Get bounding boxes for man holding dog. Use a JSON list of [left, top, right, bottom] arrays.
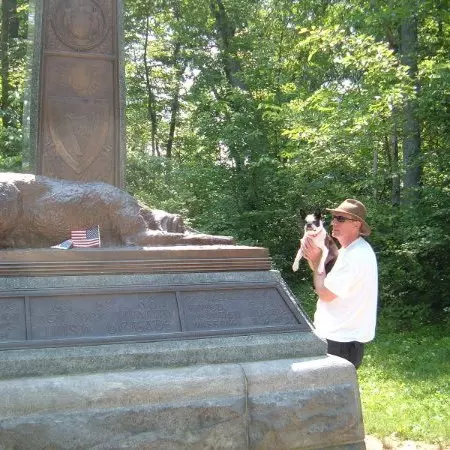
[[303, 199, 378, 369]]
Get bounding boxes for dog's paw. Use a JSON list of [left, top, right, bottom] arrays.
[[292, 261, 299, 272]]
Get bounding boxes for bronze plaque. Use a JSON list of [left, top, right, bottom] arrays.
[[0, 282, 309, 348], [29, 292, 180, 340], [0, 298, 26, 342], [179, 288, 299, 331]]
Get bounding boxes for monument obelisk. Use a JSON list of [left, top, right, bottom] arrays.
[[24, 0, 125, 187]]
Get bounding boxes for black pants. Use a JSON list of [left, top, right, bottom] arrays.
[[326, 339, 365, 369]]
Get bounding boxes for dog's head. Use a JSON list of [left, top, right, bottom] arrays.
[[300, 209, 324, 236]]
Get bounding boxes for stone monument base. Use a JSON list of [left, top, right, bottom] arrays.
[[0, 349, 364, 449], [0, 247, 366, 449]]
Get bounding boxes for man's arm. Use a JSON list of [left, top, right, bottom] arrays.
[[312, 271, 337, 302], [303, 237, 337, 302]]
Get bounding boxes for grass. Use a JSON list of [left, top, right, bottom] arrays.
[[358, 325, 449, 446], [290, 280, 450, 447]]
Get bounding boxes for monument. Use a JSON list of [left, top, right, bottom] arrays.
[[0, 0, 366, 448]]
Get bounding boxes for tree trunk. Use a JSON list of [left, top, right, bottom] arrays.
[[1, 0, 12, 128], [143, 16, 159, 156], [390, 126, 401, 207], [400, 3, 421, 201], [166, 40, 186, 159], [209, 0, 247, 91], [166, 64, 186, 159], [373, 147, 378, 199]]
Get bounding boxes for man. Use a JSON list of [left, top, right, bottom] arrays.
[[303, 199, 378, 369]]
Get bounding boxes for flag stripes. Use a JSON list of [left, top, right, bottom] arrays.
[[71, 226, 101, 248]]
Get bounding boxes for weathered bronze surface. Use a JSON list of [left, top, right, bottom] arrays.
[[0, 271, 309, 349], [0, 173, 234, 249], [27, 0, 124, 186], [0, 246, 270, 276]]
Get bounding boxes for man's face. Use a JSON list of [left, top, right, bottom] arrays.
[[330, 213, 361, 241]]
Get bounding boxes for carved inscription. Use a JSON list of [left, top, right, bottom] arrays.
[[249, 288, 298, 325], [189, 302, 241, 329], [30, 293, 180, 340], [180, 288, 300, 332], [0, 299, 26, 341]]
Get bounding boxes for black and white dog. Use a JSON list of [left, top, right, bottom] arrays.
[[292, 210, 336, 275]]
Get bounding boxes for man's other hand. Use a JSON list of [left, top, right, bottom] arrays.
[[303, 237, 323, 272]]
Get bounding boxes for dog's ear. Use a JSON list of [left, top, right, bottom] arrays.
[[314, 208, 322, 220], [299, 209, 307, 220]]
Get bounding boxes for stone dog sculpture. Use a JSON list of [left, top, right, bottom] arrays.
[[0, 173, 234, 249]]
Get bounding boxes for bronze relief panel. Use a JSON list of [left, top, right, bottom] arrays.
[[41, 56, 114, 182], [45, 0, 113, 54]]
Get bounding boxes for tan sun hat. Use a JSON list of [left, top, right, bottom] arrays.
[[326, 199, 371, 236]]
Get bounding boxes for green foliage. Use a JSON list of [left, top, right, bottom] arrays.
[[0, 91, 24, 167], [369, 192, 450, 328], [282, 25, 413, 180], [0, 151, 22, 171], [126, 151, 305, 266], [0, 124, 23, 163], [0, 0, 28, 164]]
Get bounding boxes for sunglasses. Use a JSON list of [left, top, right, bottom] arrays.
[[332, 215, 358, 223]]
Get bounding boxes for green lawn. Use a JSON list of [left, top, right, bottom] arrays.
[[291, 281, 450, 446], [358, 326, 450, 446]]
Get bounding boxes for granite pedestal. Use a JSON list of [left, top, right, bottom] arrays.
[[0, 246, 366, 449]]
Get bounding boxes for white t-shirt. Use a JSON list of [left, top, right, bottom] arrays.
[[313, 237, 378, 343]]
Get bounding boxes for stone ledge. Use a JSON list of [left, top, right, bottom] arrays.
[[0, 332, 327, 379], [0, 356, 365, 450]]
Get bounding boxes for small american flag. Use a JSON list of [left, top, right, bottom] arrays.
[[71, 226, 101, 248]]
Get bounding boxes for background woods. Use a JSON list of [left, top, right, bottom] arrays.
[[1, 0, 449, 324]]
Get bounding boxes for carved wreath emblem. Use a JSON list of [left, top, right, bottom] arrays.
[[51, 0, 108, 50]]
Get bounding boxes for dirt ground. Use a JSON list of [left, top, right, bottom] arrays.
[[365, 435, 449, 450]]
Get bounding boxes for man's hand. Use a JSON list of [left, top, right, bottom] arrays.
[[302, 237, 323, 272], [303, 235, 338, 302]]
